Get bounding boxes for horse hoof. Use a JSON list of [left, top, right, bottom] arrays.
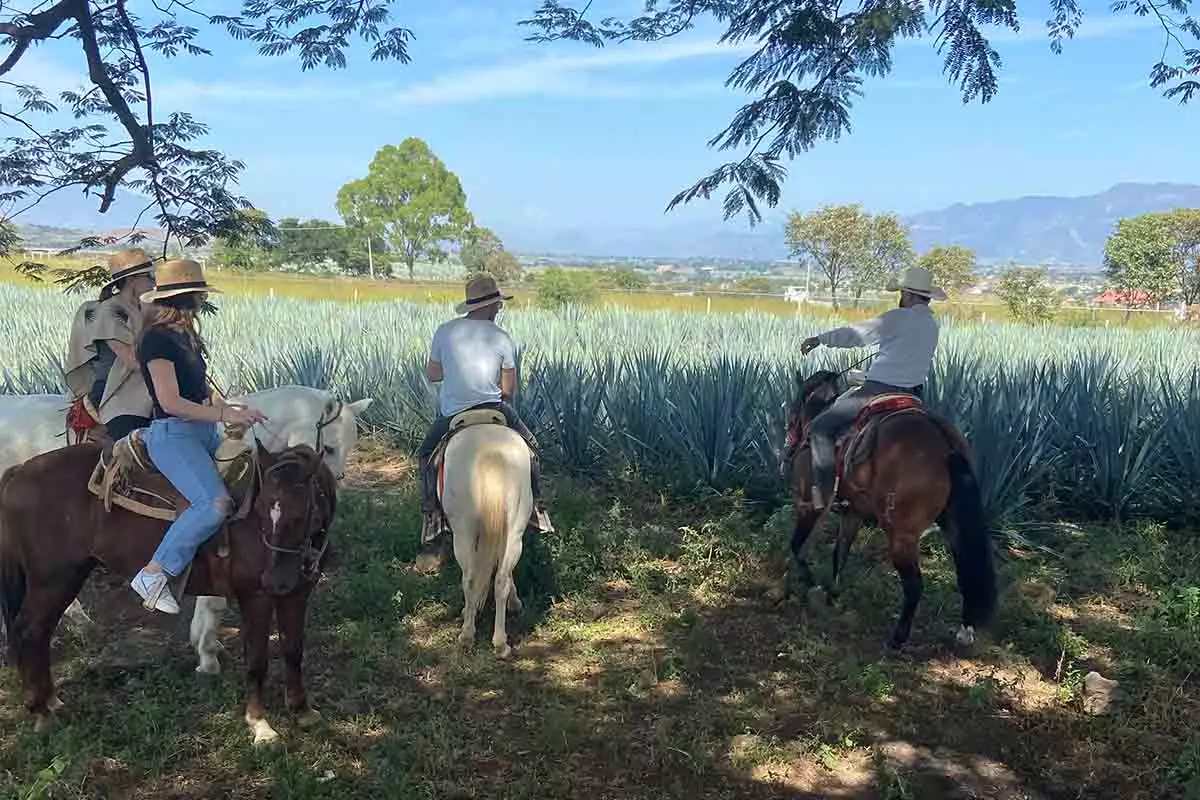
[[765, 582, 787, 604], [495, 642, 512, 659], [248, 719, 281, 748], [196, 658, 221, 676], [47, 695, 65, 713], [457, 630, 475, 649], [297, 709, 322, 729], [33, 714, 54, 734]]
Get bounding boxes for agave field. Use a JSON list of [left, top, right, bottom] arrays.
[[0, 283, 1196, 527]]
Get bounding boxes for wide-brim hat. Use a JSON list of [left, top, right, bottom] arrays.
[[455, 274, 513, 315], [100, 248, 156, 291], [140, 258, 222, 304], [886, 266, 946, 301]]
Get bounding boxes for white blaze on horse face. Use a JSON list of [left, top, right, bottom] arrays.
[[270, 500, 283, 535]]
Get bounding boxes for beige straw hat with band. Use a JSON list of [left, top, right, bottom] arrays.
[[100, 249, 156, 292], [455, 274, 513, 315], [885, 266, 947, 301], [139, 258, 222, 304]]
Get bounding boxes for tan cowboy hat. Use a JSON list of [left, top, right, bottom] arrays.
[[455, 274, 513, 315], [100, 248, 156, 291], [139, 258, 222, 304], [886, 266, 946, 301]]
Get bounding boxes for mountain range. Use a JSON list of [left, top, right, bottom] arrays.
[[9, 182, 1200, 267]]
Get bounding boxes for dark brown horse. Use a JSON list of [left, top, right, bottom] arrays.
[[777, 370, 997, 650], [0, 439, 336, 745]]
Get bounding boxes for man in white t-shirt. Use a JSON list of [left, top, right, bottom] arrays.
[[798, 266, 943, 511], [417, 274, 553, 547]]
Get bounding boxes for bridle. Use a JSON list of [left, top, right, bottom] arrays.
[[257, 450, 333, 582]]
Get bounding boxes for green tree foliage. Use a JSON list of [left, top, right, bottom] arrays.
[[460, 226, 523, 283], [996, 266, 1061, 324], [535, 267, 599, 309], [210, 209, 278, 272], [919, 245, 979, 297], [0, 2, 412, 250], [1167, 210, 1200, 305], [599, 267, 650, 291], [337, 138, 473, 281], [0, 220, 21, 257], [785, 204, 912, 308], [1104, 214, 1178, 309], [276, 218, 384, 275], [520, 1, 1198, 224]]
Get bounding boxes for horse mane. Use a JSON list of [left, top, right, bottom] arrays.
[[794, 369, 841, 420]]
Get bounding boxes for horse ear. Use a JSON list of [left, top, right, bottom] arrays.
[[346, 398, 373, 416]]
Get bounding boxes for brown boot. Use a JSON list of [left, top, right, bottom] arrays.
[[415, 512, 450, 574]]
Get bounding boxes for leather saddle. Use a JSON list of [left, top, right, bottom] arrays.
[[433, 407, 509, 500]]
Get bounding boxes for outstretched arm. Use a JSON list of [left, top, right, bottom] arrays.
[[801, 313, 889, 354]]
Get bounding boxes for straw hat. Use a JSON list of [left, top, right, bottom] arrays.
[[100, 248, 156, 291], [886, 266, 946, 301], [139, 258, 222, 304], [455, 274, 513, 315]]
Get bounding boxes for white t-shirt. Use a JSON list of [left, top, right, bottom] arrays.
[[429, 317, 516, 417]]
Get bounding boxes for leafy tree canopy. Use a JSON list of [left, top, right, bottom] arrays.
[[0, 1, 412, 254], [336, 138, 473, 281], [919, 244, 979, 297], [995, 265, 1061, 324], [1103, 213, 1178, 307], [520, 0, 1198, 224], [461, 226, 523, 284]]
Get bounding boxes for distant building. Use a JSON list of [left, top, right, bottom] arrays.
[[1091, 289, 1154, 308]]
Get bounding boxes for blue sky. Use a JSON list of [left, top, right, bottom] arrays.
[[6, 0, 1197, 246]]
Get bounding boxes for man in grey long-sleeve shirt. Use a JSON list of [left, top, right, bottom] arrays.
[[799, 266, 945, 511]]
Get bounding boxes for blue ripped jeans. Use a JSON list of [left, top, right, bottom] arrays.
[[144, 418, 229, 577]]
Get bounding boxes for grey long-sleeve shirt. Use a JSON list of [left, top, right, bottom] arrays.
[[816, 303, 939, 388]]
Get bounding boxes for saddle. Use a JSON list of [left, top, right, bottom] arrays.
[[794, 393, 926, 500], [86, 426, 258, 523], [432, 407, 508, 500]]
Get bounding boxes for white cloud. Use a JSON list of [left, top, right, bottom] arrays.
[[378, 38, 752, 107]]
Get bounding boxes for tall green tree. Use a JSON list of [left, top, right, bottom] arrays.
[[785, 204, 910, 309], [337, 139, 473, 281], [0, 3, 413, 252], [1162, 209, 1200, 305], [855, 214, 914, 305], [460, 226, 523, 283], [995, 266, 1061, 324], [210, 209, 278, 272], [521, 2, 1196, 224], [919, 245, 979, 297], [1104, 214, 1177, 311]]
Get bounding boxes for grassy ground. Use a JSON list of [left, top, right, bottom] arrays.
[[2, 439, 1198, 799]]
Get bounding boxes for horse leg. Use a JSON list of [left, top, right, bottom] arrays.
[[238, 592, 279, 747], [276, 588, 321, 727], [18, 563, 94, 731], [492, 532, 525, 659], [825, 513, 864, 605], [766, 507, 824, 604], [189, 596, 228, 676], [887, 530, 923, 650], [453, 527, 482, 648]]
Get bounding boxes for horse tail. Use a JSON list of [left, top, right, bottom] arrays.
[[0, 467, 27, 647], [945, 451, 997, 628], [468, 449, 511, 608]]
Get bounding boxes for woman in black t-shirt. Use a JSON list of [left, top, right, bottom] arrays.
[[127, 259, 268, 615]]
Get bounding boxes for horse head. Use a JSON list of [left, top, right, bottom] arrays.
[[312, 395, 373, 481], [784, 369, 842, 451], [253, 443, 336, 596]]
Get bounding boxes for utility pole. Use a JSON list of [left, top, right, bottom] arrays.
[[367, 236, 375, 280]]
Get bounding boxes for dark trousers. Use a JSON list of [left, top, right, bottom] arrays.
[[104, 414, 151, 441], [809, 380, 921, 504], [417, 401, 541, 513]]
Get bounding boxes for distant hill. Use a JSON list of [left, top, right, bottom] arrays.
[[902, 182, 1200, 267], [9, 182, 1200, 267]]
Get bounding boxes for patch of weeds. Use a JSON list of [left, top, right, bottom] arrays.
[[875, 756, 915, 800], [967, 675, 1004, 711], [1161, 732, 1200, 798], [855, 662, 895, 702], [17, 754, 68, 800]]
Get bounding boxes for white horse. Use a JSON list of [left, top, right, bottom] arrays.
[[442, 422, 532, 658], [0, 385, 372, 674]]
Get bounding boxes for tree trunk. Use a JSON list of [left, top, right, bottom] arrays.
[[406, 257, 415, 282]]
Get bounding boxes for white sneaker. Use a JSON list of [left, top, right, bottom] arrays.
[[130, 569, 180, 615]]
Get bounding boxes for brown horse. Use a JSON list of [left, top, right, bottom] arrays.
[[0, 439, 336, 745], [778, 370, 997, 650]]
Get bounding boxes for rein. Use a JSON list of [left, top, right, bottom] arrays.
[[256, 450, 332, 581]]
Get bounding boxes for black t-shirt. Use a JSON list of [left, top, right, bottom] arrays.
[[138, 326, 210, 418]]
